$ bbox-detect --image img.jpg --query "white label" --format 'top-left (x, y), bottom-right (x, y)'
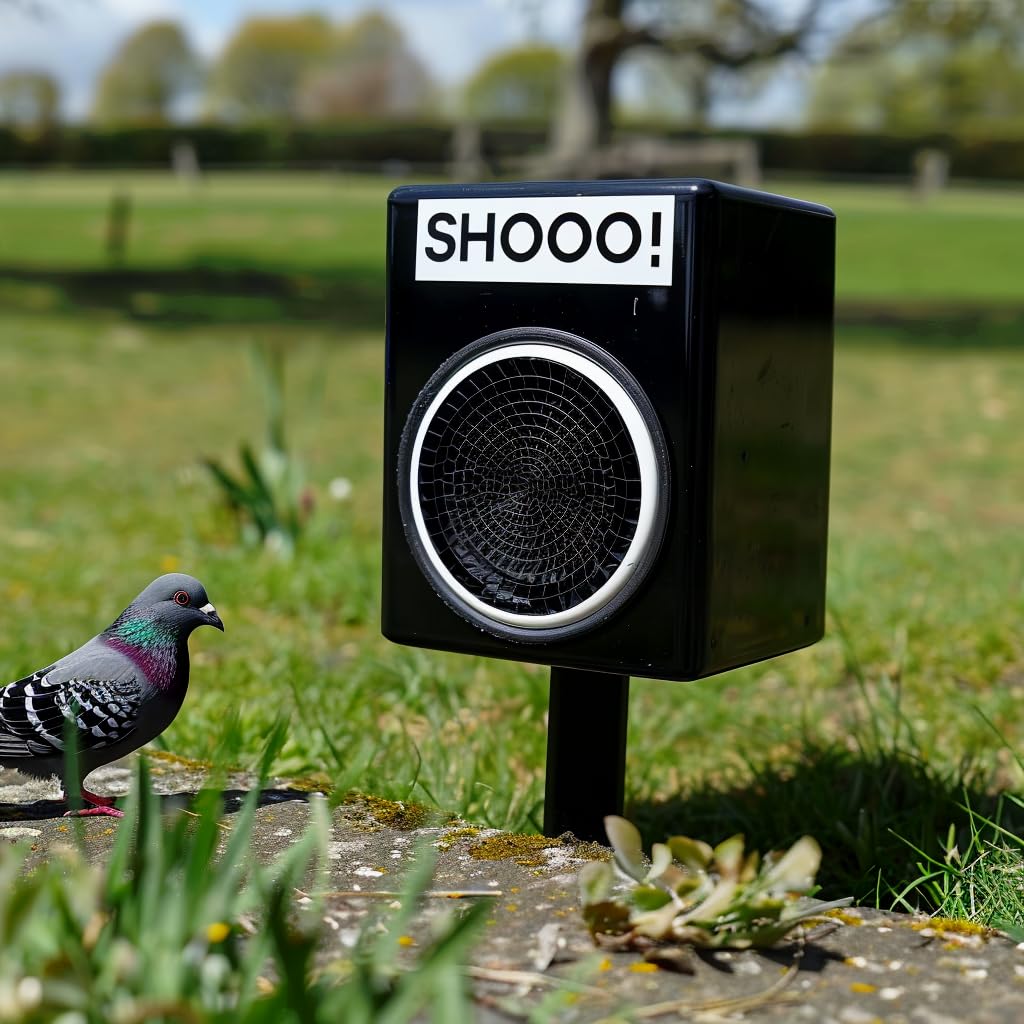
top-left (415, 195), bottom-right (675, 286)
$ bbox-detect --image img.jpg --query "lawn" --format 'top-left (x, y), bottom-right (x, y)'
top-left (2, 172), bottom-right (1024, 912)
top-left (0, 171), bottom-right (1023, 307)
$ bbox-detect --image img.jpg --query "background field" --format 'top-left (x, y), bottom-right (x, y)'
top-left (2, 172), bottom-right (1024, 308)
top-left (2, 172), bottom-right (1024, 907)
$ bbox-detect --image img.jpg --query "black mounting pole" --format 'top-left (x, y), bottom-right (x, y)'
top-left (543, 667), bottom-right (630, 842)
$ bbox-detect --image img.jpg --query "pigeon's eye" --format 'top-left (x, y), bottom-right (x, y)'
top-left (173, 591), bottom-right (190, 607)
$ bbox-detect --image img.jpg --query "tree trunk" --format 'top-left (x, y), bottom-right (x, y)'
top-left (691, 67), bottom-right (712, 130)
top-left (545, 0), bottom-right (831, 178)
top-left (547, 0), bottom-right (624, 176)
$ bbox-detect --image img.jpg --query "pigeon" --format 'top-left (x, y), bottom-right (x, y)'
top-left (0, 573), bottom-right (224, 818)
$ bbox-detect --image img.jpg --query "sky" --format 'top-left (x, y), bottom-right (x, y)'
top-left (0, 0), bottom-right (872, 125)
top-left (0, 0), bottom-right (583, 120)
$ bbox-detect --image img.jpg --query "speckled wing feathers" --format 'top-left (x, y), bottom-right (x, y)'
top-left (0, 666), bottom-right (55, 757)
top-left (0, 667), bottom-right (144, 758)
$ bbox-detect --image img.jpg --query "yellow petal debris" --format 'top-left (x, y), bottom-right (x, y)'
top-left (630, 962), bottom-right (659, 974)
top-left (850, 982), bottom-right (877, 994)
top-left (598, 958), bottom-right (612, 972)
top-left (206, 922), bottom-right (231, 943)
top-left (397, 935), bottom-right (416, 947)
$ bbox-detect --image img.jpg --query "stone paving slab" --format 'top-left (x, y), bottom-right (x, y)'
top-left (3, 756), bottom-right (1024, 1022)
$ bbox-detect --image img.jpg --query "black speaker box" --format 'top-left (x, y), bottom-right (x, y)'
top-left (382, 179), bottom-right (835, 682)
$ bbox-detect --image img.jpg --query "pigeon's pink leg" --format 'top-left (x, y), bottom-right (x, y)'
top-left (63, 788), bottom-right (125, 819)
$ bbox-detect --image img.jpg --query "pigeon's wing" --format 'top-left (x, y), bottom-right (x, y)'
top-left (0, 667), bottom-right (145, 757)
top-left (0, 665), bottom-right (58, 758)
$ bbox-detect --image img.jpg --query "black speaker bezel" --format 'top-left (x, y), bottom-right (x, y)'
top-left (397, 325), bottom-right (672, 644)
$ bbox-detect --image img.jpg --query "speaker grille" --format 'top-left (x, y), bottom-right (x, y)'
top-left (417, 353), bottom-right (641, 616)
top-left (403, 334), bottom-right (667, 636)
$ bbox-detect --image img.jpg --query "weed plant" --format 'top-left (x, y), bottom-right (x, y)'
top-left (203, 342), bottom-right (314, 556)
top-left (0, 731), bottom-right (487, 1023)
top-left (580, 816), bottom-right (852, 950)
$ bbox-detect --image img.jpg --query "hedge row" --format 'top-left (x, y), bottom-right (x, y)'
top-left (1, 123), bottom-right (1021, 180)
top-left (752, 132), bottom-right (1024, 182)
top-left (0, 123), bottom-right (462, 169)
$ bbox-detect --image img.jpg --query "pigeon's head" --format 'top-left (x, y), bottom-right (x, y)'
top-left (126, 573), bottom-right (225, 635)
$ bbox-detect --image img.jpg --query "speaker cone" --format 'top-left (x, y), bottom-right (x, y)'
top-left (399, 327), bottom-right (669, 641)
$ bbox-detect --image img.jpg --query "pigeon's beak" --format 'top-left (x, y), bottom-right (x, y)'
top-left (200, 602), bottom-right (225, 632)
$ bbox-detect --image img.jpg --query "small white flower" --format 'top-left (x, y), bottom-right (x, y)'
top-left (264, 530), bottom-right (291, 556)
top-left (16, 977), bottom-right (42, 1009)
top-left (329, 477), bottom-right (353, 502)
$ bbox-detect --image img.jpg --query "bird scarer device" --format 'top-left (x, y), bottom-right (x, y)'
top-left (382, 179), bottom-right (835, 840)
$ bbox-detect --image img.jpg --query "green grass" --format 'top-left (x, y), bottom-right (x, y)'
top-left (0, 172), bottom-right (386, 271)
top-left (0, 171), bottom-right (1022, 309)
top-left (891, 794), bottom-right (1024, 936)
top-left (780, 179), bottom-right (1024, 305)
top-left (3, 311), bottom-right (1024, 912)
top-left (3, 172), bottom-right (1024, 919)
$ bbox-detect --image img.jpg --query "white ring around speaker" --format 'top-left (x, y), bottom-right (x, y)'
top-left (407, 341), bottom-right (662, 629)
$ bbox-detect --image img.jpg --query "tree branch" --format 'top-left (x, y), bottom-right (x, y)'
top-left (589, 0), bottom-right (833, 68)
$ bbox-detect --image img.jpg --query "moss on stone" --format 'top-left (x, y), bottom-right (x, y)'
top-left (436, 826), bottom-right (482, 850)
top-left (824, 908), bottom-right (864, 926)
top-left (911, 917), bottom-right (995, 939)
top-left (145, 750), bottom-right (212, 772)
top-left (285, 773), bottom-right (333, 794)
top-left (345, 792), bottom-right (432, 831)
top-left (469, 833), bottom-right (562, 867)
top-left (570, 840), bottom-right (613, 862)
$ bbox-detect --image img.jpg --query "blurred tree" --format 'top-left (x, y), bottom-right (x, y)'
top-left (91, 20), bottom-right (199, 125)
top-left (295, 11), bottom-right (436, 120)
top-left (0, 70), bottom-right (60, 128)
top-left (549, 0), bottom-right (836, 170)
top-left (207, 14), bottom-right (330, 121)
top-left (810, 0), bottom-right (1024, 134)
top-left (463, 45), bottom-right (566, 121)
top-left (615, 49), bottom-right (715, 126)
